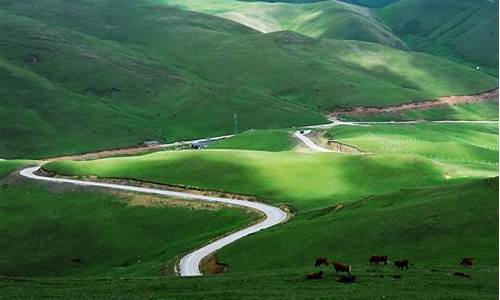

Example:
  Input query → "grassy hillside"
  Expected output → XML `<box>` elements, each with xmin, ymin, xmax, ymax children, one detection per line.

<box><xmin>339</xmin><ymin>0</ymin><xmax>400</xmax><ymax>7</ymax></box>
<box><xmin>44</xmin><ymin>150</ymin><xmax>454</xmax><ymax>210</ymax></box>
<box><xmin>1</xmin><ymin>263</ymin><xmax>497</xmax><ymax>300</ymax></box>
<box><xmin>379</xmin><ymin>0</ymin><xmax>499</xmax><ymax>75</ymax></box>
<box><xmin>163</xmin><ymin>0</ymin><xmax>408</xmax><ymax>48</ymax></box>
<box><xmin>1</xmin><ymin>0</ymin><xmax>496</xmax><ymax>159</ymax></box>
<box><xmin>1</xmin><ymin>178</ymin><xmax>497</xmax><ymax>300</ymax></box>
<box><xmin>218</xmin><ymin>177</ymin><xmax>498</xmax><ymax>271</ymax></box>
<box><xmin>0</xmin><ymin>1</ymin><xmax>324</xmax><ymax>159</ymax></box>
<box><xmin>0</xmin><ymin>169</ymin><xmax>255</xmax><ymax>277</ymax></box>
<box><xmin>330</xmin><ymin>123</ymin><xmax>499</xmax><ymax>166</ymax></box>
<box><xmin>240</xmin><ymin>0</ymin><xmax>399</xmax><ymax>5</ymax></box>
<box><xmin>339</xmin><ymin>102</ymin><xmax>499</xmax><ymax>121</ymax></box>
<box><xmin>0</xmin><ymin>159</ymin><xmax>36</xmax><ymax>178</ymax></box>
<box><xmin>160</xmin><ymin>32</ymin><xmax>496</xmax><ymax>110</ymax></box>
<box><xmin>210</xmin><ymin>129</ymin><xmax>296</xmax><ymax>152</ymax></box>
<box><xmin>44</xmin><ymin>120</ymin><xmax>498</xmax><ymax>208</ymax></box>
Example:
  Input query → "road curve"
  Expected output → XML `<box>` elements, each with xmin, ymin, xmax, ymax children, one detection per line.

<box><xmin>19</xmin><ymin>166</ymin><xmax>288</xmax><ymax>277</ymax></box>
<box><xmin>294</xmin><ymin>130</ymin><xmax>334</xmax><ymax>152</ymax></box>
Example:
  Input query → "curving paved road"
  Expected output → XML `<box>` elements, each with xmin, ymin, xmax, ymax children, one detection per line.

<box><xmin>294</xmin><ymin>130</ymin><xmax>334</xmax><ymax>153</ymax></box>
<box><xmin>17</xmin><ymin>119</ymin><xmax>497</xmax><ymax>276</ymax></box>
<box><xmin>19</xmin><ymin>166</ymin><xmax>288</xmax><ymax>277</ymax></box>
<box><xmin>296</xmin><ymin>120</ymin><xmax>498</xmax><ymax>151</ymax></box>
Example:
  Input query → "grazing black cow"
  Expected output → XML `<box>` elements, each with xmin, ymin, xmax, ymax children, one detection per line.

<box><xmin>460</xmin><ymin>257</ymin><xmax>475</xmax><ymax>267</ymax></box>
<box><xmin>315</xmin><ymin>257</ymin><xmax>329</xmax><ymax>267</ymax></box>
<box><xmin>332</xmin><ymin>260</ymin><xmax>352</xmax><ymax>275</ymax></box>
<box><xmin>369</xmin><ymin>255</ymin><xmax>388</xmax><ymax>265</ymax></box>
<box><xmin>394</xmin><ymin>259</ymin><xmax>410</xmax><ymax>270</ymax></box>
<box><xmin>306</xmin><ymin>271</ymin><xmax>324</xmax><ymax>280</ymax></box>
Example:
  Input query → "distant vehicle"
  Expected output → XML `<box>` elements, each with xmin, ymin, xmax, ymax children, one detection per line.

<box><xmin>191</xmin><ymin>140</ymin><xmax>209</xmax><ymax>149</ymax></box>
<box><xmin>300</xmin><ymin>130</ymin><xmax>305</xmax><ymax>134</ymax></box>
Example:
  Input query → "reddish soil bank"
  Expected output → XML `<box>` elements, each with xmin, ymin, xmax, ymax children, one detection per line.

<box><xmin>329</xmin><ymin>88</ymin><xmax>499</xmax><ymax>118</ymax></box>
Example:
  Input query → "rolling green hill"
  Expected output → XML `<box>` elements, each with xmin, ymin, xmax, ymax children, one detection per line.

<box><xmin>378</xmin><ymin>0</ymin><xmax>499</xmax><ymax>75</ymax></box>
<box><xmin>0</xmin><ymin>1</ymin><xmax>324</xmax><ymax>158</ymax></box>
<box><xmin>339</xmin><ymin>0</ymin><xmax>400</xmax><ymax>7</ymax></box>
<box><xmin>37</xmin><ymin>123</ymin><xmax>498</xmax><ymax>298</ymax></box>
<box><xmin>0</xmin><ymin>0</ymin><xmax>496</xmax><ymax>159</ymax></box>
<box><xmin>44</xmin><ymin>123</ymin><xmax>498</xmax><ymax>210</ymax></box>
<box><xmin>1</xmin><ymin>261</ymin><xmax>497</xmax><ymax>300</ymax></box>
<box><xmin>339</xmin><ymin>101</ymin><xmax>500</xmax><ymax>121</ymax></box>
<box><xmin>164</xmin><ymin>0</ymin><xmax>499</xmax><ymax>76</ymax></box>
<box><xmin>217</xmin><ymin>177</ymin><xmax>498</xmax><ymax>271</ymax></box>
<box><xmin>0</xmin><ymin>159</ymin><xmax>35</xmax><ymax>178</ymax></box>
<box><xmin>43</xmin><ymin>150</ymin><xmax>451</xmax><ymax>210</ymax></box>
<box><xmin>330</xmin><ymin>123</ymin><xmax>499</xmax><ymax>166</ymax></box>
<box><xmin>42</xmin><ymin>123</ymin><xmax>498</xmax><ymax>272</ymax></box>
<box><xmin>0</xmin><ymin>162</ymin><xmax>256</xmax><ymax>277</ymax></box>
<box><xmin>210</xmin><ymin>129</ymin><xmax>297</xmax><ymax>152</ymax></box>
<box><xmin>163</xmin><ymin>0</ymin><xmax>408</xmax><ymax>48</ymax></box>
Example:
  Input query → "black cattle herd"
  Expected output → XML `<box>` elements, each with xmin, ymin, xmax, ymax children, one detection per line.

<box><xmin>306</xmin><ymin>256</ymin><xmax>476</xmax><ymax>283</ymax></box>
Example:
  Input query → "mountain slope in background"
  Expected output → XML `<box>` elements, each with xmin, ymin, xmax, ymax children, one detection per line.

<box><xmin>238</xmin><ymin>0</ymin><xmax>400</xmax><ymax>8</ymax></box>
<box><xmin>168</xmin><ymin>0</ymin><xmax>499</xmax><ymax>75</ymax></box>
<box><xmin>163</xmin><ymin>0</ymin><xmax>407</xmax><ymax>48</ymax></box>
<box><xmin>379</xmin><ymin>0</ymin><xmax>499</xmax><ymax>75</ymax></box>
<box><xmin>0</xmin><ymin>0</ymin><xmax>496</xmax><ymax>158</ymax></box>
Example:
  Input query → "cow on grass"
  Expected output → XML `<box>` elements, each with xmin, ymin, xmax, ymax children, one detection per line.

<box><xmin>315</xmin><ymin>257</ymin><xmax>328</xmax><ymax>267</ymax></box>
<box><xmin>332</xmin><ymin>260</ymin><xmax>352</xmax><ymax>275</ymax></box>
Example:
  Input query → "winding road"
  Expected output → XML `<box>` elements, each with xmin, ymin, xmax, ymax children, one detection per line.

<box><xmin>294</xmin><ymin>130</ymin><xmax>334</xmax><ymax>152</ymax></box>
<box><xmin>17</xmin><ymin>118</ymin><xmax>497</xmax><ymax>276</ymax></box>
<box><xmin>19</xmin><ymin>166</ymin><xmax>288</xmax><ymax>277</ymax></box>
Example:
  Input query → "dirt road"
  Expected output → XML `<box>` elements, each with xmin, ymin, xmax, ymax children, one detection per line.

<box><xmin>329</xmin><ymin>88</ymin><xmax>498</xmax><ymax>118</ymax></box>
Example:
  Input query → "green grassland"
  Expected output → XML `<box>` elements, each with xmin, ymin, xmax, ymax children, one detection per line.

<box><xmin>44</xmin><ymin>150</ymin><xmax>453</xmax><ymax>210</ymax></box>
<box><xmin>44</xmin><ymin>122</ymin><xmax>498</xmax><ymax>210</ymax></box>
<box><xmin>1</xmin><ymin>178</ymin><xmax>497</xmax><ymax>300</ymax></box>
<box><xmin>329</xmin><ymin>123</ymin><xmax>499</xmax><ymax>166</ymax></box>
<box><xmin>0</xmin><ymin>166</ymin><xmax>256</xmax><ymax>277</ymax></box>
<box><xmin>339</xmin><ymin>0</ymin><xmax>400</xmax><ymax>7</ymax></box>
<box><xmin>43</xmin><ymin>123</ymin><xmax>499</xmax><ymax>270</ymax></box>
<box><xmin>164</xmin><ymin>0</ymin><xmax>499</xmax><ymax>75</ymax></box>
<box><xmin>0</xmin><ymin>159</ymin><xmax>36</xmax><ymax>178</ymax></box>
<box><xmin>1</xmin><ymin>263</ymin><xmax>497</xmax><ymax>300</ymax></box>
<box><xmin>3</xmin><ymin>122</ymin><xmax>499</xmax><ymax>299</ymax></box>
<box><xmin>378</xmin><ymin>0</ymin><xmax>499</xmax><ymax>75</ymax></box>
<box><xmin>0</xmin><ymin>2</ymin><xmax>324</xmax><ymax>159</ymax></box>
<box><xmin>210</xmin><ymin>129</ymin><xmax>296</xmax><ymax>152</ymax></box>
<box><xmin>218</xmin><ymin>177</ymin><xmax>498</xmax><ymax>271</ymax></box>
<box><xmin>339</xmin><ymin>102</ymin><xmax>499</xmax><ymax>122</ymax></box>
<box><xmin>0</xmin><ymin>0</ymin><xmax>497</xmax><ymax>159</ymax></box>
<box><xmin>163</xmin><ymin>0</ymin><xmax>408</xmax><ymax>48</ymax></box>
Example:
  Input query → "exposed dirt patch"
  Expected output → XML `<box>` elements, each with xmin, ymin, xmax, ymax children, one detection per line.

<box><xmin>326</xmin><ymin>140</ymin><xmax>362</xmax><ymax>154</ymax></box>
<box><xmin>329</xmin><ymin>88</ymin><xmax>499</xmax><ymax>118</ymax></box>
<box><xmin>113</xmin><ymin>192</ymin><xmax>227</xmax><ymax>210</ymax></box>
<box><xmin>200</xmin><ymin>253</ymin><xmax>229</xmax><ymax>275</ymax></box>
<box><xmin>41</xmin><ymin>145</ymin><xmax>173</xmax><ymax>162</ymax></box>
<box><xmin>309</xmin><ymin>131</ymin><xmax>362</xmax><ymax>153</ymax></box>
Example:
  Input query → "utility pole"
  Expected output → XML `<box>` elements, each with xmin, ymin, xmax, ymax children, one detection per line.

<box><xmin>234</xmin><ymin>112</ymin><xmax>238</xmax><ymax>134</ymax></box>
